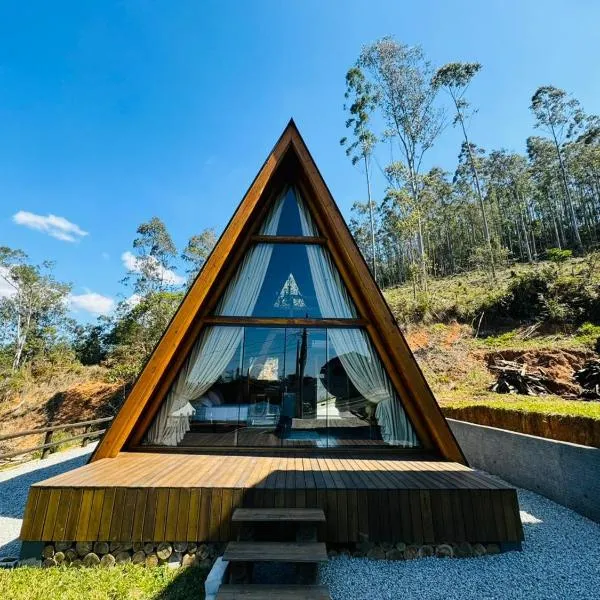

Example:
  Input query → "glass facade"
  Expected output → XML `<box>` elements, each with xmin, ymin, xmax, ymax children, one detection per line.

<box><xmin>143</xmin><ymin>186</ymin><xmax>418</xmax><ymax>450</ymax></box>
<box><xmin>144</xmin><ymin>325</ymin><xmax>419</xmax><ymax>449</ymax></box>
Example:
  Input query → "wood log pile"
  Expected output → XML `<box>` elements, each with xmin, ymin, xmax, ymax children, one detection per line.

<box><xmin>573</xmin><ymin>360</ymin><xmax>600</xmax><ymax>400</ymax></box>
<box><xmin>488</xmin><ymin>360</ymin><xmax>552</xmax><ymax>395</ymax></box>
<box><xmin>38</xmin><ymin>540</ymin><xmax>221</xmax><ymax>569</ymax></box>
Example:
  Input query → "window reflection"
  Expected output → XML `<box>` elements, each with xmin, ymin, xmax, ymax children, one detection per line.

<box><xmin>146</xmin><ymin>326</ymin><xmax>419</xmax><ymax>449</ymax></box>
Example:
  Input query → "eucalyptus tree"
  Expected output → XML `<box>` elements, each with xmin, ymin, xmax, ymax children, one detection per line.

<box><xmin>114</xmin><ymin>217</ymin><xmax>184</xmax><ymax>378</ymax></box>
<box><xmin>182</xmin><ymin>228</ymin><xmax>217</xmax><ymax>284</ymax></box>
<box><xmin>341</xmin><ymin>67</ymin><xmax>379</xmax><ymax>281</ymax></box>
<box><xmin>0</xmin><ymin>247</ymin><xmax>72</xmax><ymax>370</ymax></box>
<box><xmin>357</xmin><ymin>37</ymin><xmax>445</xmax><ymax>292</ymax></box>
<box><xmin>432</xmin><ymin>62</ymin><xmax>496</xmax><ymax>279</ymax></box>
<box><xmin>530</xmin><ymin>86</ymin><xmax>587</xmax><ymax>250</ymax></box>
<box><xmin>486</xmin><ymin>151</ymin><xmax>534</xmax><ymax>262</ymax></box>
<box><xmin>126</xmin><ymin>216</ymin><xmax>180</xmax><ymax>295</ymax></box>
<box><xmin>527</xmin><ymin>136</ymin><xmax>565</xmax><ymax>250</ymax></box>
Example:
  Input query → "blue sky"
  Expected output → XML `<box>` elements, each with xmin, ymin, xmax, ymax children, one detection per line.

<box><xmin>1</xmin><ymin>1</ymin><xmax>599</xmax><ymax>321</ymax></box>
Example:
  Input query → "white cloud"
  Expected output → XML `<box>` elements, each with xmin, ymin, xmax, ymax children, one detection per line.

<box><xmin>69</xmin><ymin>292</ymin><xmax>115</xmax><ymax>315</ymax></box>
<box><xmin>12</xmin><ymin>211</ymin><xmax>88</xmax><ymax>242</ymax></box>
<box><xmin>126</xmin><ymin>293</ymin><xmax>142</xmax><ymax>308</ymax></box>
<box><xmin>0</xmin><ymin>267</ymin><xmax>17</xmax><ymax>298</ymax></box>
<box><xmin>121</xmin><ymin>251</ymin><xmax>185</xmax><ymax>286</ymax></box>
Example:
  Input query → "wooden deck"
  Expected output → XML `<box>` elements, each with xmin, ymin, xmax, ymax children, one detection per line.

<box><xmin>20</xmin><ymin>451</ymin><xmax>523</xmax><ymax>545</ymax></box>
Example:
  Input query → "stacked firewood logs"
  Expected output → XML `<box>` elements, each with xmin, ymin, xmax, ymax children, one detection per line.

<box><xmin>39</xmin><ymin>540</ymin><xmax>220</xmax><ymax>568</ymax></box>
<box><xmin>573</xmin><ymin>360</ymin><xmax>600</xmax><ymax>400</ymax></box>
<box><xmin>488</xmin><ymin>360</ymin><xmax>551</xmax><ymax>395</ymax></box>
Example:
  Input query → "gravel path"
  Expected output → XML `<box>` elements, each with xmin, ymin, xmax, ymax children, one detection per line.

<box><xmin>319</xmin><ymin>484</ymin><xmax>600</xmax><ymax>600</ymax></box>
<box><xmin>0</xmin><ymin>443</ymin><xmax>96</xmax><ymax>558</ymax></box>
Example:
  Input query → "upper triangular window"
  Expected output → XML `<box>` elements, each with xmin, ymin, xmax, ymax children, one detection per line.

<box><xmin>215</xmin><ymin>242</ymin><xmax>357</xmax><ymax>318</ymax></box>
<box><xmin>215</xmin><ymin>186</ymin><xmax>355</xmax><ymax>319</ymax></box>
<box><xmin>259</xmin><ymin>187</ymin><xmax>319</xmax><ymax>236</ymax></box>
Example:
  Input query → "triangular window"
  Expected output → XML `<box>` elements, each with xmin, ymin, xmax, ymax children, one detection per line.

<box><xmin>215</xmin><ymin>243</ymin><xmax>356</xmax><ymax>318</ymax></box>
<box><xmin>215</xmin><ymin>187</ymin><xmax>356</xmax><ymax>319</ymax></box>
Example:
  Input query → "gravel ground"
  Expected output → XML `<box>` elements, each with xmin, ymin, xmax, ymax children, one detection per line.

<box><xmin>0</xmin><ymin>443</ymin><xmax>96</xmax><ymax>558</ymax></box>
<box><xmin>319</xmin><ymin>484</ymin><xmax>600</xmax><ymax>600</ymax></box>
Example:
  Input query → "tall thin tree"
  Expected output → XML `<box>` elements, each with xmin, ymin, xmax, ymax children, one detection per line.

<box><xmin>341</xmin><ymin>67</ymin><xmax>379</xmax><ymax>281</ymax></box>
<box><xmin>433</xmin><ymin>62</ymin><xmax>496</xmax><ymax>279</ymax></box>
<box><xmin>530</xmin><ymin>86</ymin><xmax>585</xmax><ymax>251</ymax></box>
<box><xmin>357</xmin><ymin>38</ymin><xmax>445</xmax><ymax>292</ymax></box>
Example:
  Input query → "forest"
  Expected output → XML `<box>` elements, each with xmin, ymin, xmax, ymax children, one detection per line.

<box><xmin>342</xmin><ymin>38</ymin><xmax>600</xmax><ymax>292</ymax></box>
<box><xmin>1</xmin><ymin>36</ymin><xmax>599</xmax><ymax>424</ymax></box>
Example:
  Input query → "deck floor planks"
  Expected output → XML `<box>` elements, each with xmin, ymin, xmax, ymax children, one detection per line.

<box><xmin>21</xmin><ymin>451</ymin><xmax>522</xmax><ymax>544</ymax></box>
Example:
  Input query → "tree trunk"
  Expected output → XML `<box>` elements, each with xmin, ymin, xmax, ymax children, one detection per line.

<box><xmin>364</xmin><ymin>155</ymin><xmax>378</xmax><ymax>283</ymax></box>
<box><xmin>552</xmin><ymin>130</ymin><xmax>583</xmax><ymax>251</ymax></box>
<box><xmin>456</xmin><ymin>106</ymin><xmax>496</xmax><ymax>280</ymax></box>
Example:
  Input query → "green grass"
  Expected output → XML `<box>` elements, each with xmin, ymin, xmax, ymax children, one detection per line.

<box><xmin>0</xmin><ymin>564</ymin><xmax>206</xmax><ymax>600</ymax></box>
<box><xmin>440</xmin><ymin>391</ymin><xmax>600</xmax><ymax>420</ymax></box>
<box><xmin>383</xmin><ymin>252</ymin><xmax>600</xmax><ymax>326</ymax></box>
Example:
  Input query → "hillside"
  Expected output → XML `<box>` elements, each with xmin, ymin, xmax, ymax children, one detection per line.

<box><xmin>1</xmin><ymin>255</ymin><xmax>600</xmax><ymax>460</ymax></box>
<box><xmin>383</xmin><ymin>255</ymin><xmax>600</xmax><ymax>436</ymax></box>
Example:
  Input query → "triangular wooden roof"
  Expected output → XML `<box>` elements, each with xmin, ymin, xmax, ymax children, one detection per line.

<box><xmin>92</xmin><ymin>120</ymin><xmax>465</xmax><ymax>464</ymax></box>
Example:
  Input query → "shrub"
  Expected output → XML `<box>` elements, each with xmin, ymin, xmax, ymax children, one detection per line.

<box><xmin>546</xmin><ymin>247</ymin><xmax>573</xmax><ymax>263</ymax></box>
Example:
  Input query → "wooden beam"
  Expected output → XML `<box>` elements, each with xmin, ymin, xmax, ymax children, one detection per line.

<box><xmin>203</xmin><ymin>316</ymin><xmax>367</xmax><ymax>328</ymax></box>
<box><xmin>250</xmin><ymin>235</ymin><xmax>326</xmax><ymax>244</ymax></box>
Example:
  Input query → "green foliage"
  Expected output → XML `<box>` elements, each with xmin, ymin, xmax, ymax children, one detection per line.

<box><xmin>181</xmin><ymin>228</ymin><xmax>217</xmax><ymax>283</ymax></box>
<box><xmin>104</xmin><ymin>290</ymin><xmax>184</xmax><ymax>382</ymax></box>
<box><xmin>73</xmin><ymin>324</ymin><xmax>108</xmax><ymax>366</ymax></box>
<box><xmin>575</xmin><ymin>322</ymin><xmax>600</xmax><ymax>350</ymax></box>
<box><xmin>442</xmin><ymin>395</ymin><xmax>600</xmax><ymax>420</ymax></box>
<box><xmin>546</xmin><ymin>247</ymin><xmax>572</xmax><ymax>263</ymax></box>
<box><xmin>487</xmin><ymin>267</ymin><xmax>600</xmax><ymax>325</ymax></box>
<box><xmin>385</xmin><ymin>253</ymin><xmax>600</xmax><ymax>328</ymax></box>
<box><xmin>0</xmin><ymin>247</ymin><xmax>73</xmax><ymax>371</ymax></box>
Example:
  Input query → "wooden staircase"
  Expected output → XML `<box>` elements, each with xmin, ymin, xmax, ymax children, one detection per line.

<box><xmin>217</xmin><ymin>508</ymin><xmax>330</xmax><ymax>600</ymax></box>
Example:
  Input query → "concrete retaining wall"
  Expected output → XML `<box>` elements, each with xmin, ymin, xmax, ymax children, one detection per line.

<box><xmin>448</xmin><ymin>418</ymin><xmax>600</xmax><ymax>523</ymax></box>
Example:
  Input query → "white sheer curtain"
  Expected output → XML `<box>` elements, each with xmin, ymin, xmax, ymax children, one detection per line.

<box><xmin>145</xmin><ymin>326</ymin><xmax>243</xmax><ymax>445</ymax></box>
<box><xmin>327</xmin><ymin>329</ymin><xmax>418</xmax><ymax>446</ymax></box>
<box><xmin>145</xmin><ymin>192</ymin><xmax>285</xmax><ymax>445</ymax></box>
<box><xmin>297</xmin><ymin>190</ymin><xmax>356</xmax><ymax>319</ymax></box>
<box><xmin>297</xmin><ymin>191</ymin><xmax>417</xmax><ymax>447</ymax></box>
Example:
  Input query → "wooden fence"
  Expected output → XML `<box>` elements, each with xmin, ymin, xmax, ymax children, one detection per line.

<box><xmin>0</xmin><ymin>416</ymin><xmax>113</xmax><ymax>461</ymax></box>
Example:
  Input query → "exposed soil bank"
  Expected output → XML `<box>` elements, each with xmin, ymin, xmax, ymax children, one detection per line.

<box><xmin>443</xmin><ymin>405</ymin><xmax>600</xmax><ymax>448</ymax></box>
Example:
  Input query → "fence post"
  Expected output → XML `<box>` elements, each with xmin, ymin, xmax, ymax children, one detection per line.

<box><xmin>41</xmin><ymin>430</ymin><xmax>54</xmax><ymax>459</ymax></box>
<box><xmin>81</xmin><ymin>424</ymin><xmax>91</xmax><ymax>447</ymax></box>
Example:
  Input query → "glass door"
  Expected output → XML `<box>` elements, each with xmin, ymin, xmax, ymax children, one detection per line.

<box><xmin>282</xmin><ymin>328</ymin><xmax>327</xmax><ymax>447</ymax></box>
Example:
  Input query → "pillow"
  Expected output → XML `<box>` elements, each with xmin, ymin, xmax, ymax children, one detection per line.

<box><xmin>207</xmin><ymin>389</ymin><xmax>223</xmax><ymax>406</ymax></box>
<box><xmin>193</xmin><ymin>395</ymin><xmax>212</xmax><ymax>408</ymax></box>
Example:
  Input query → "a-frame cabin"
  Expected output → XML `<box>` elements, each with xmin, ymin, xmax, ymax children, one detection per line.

<box><xmin>21</xmin><ymin>122</ymin><xmax>523</xmax><ymax>555</ymax></box>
